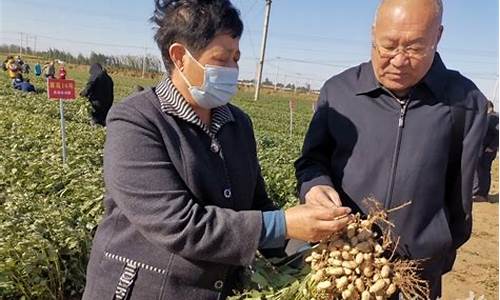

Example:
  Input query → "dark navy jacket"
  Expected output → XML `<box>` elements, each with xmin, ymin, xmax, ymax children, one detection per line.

<box><xmin>295</xmin><ymin>53</ymin><xmax>487</xmax><ymax>280</ymax></box>
<box><xmin>83</xmin><ymin>80</ymin><xmax>277</xmax><ymax>300</ymax></box>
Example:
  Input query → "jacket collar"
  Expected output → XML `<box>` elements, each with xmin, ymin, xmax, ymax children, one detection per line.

<box><xmin>354</xmin><ymin>61</ymin><xmax>381</xmax><ymax>95</ymax></box>
<box><xmin>420</xmin><ymin>52</ymin><xmax>448</xmax><ymax>98</ymax></box>
<box><xmin>355</xmin><ymin>52</ymin><xmax>448</xmax><ymax>98</ymax></box>
<box><xmin>155</xmin><ymin>75</ymin><xmax>235</xmax><ymax>137</ymax></box>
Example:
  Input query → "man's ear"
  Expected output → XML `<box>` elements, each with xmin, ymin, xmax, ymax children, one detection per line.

<box><xmin>371</xmin><ymin>25</ymin><xmax>376</xmax><ymax>45</ymax></box>
<box><xmin>169</xmin><ymin>43</ymin><xmax>186</xmax><ymax>71</ymax></box>
<box><xmin>436</xmin><ymin>25</ymin><xmax>444</xmax><ymax>45</ymax></box>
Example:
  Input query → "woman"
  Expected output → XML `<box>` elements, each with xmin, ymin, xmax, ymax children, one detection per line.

<box><xmin>82</xmin><ymin>1</ymin><xmax>352</xmax><ymax>299</ymax></box>
<box><xmin>6</xmin><ymin>57</ymin><xmax>19</xmax><ymax>79</ymax></box>
<box><xmin>79</xmin><ymin>63</ymin><xmax>114</xmax><ymax>126</ymax></box>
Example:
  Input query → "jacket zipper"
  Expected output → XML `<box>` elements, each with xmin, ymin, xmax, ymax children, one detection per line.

<box><xmin>383</xmin><ymin>89</ymin><xmax>411</xmax><ymax>209</ymax></box>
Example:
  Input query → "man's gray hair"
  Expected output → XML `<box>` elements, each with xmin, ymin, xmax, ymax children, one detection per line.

<box><xmin>373</xmin><ymin>0</ymin><xmax>443</xmax><ymax>26</ymax></box>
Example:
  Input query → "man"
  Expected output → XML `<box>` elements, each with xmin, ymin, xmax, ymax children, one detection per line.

<box><xmin>21</xmin><ymin>61</ymin><xmax>30</xmax><ymax>74</ymax></box>
<box><xmin>295</xmin><ymin>0</ymin><xmax>487</xmax><ymax>298</ymax></box>
<box><xmin>34</xmin><ymin>62</ymin><xmax>42</xmax><ymax>77</ymax></box>
<box><xmin>79</xmin><ymin>63</ymin><xmax>114</xmax><ymax>126</ymax></box>
<box><xmin>12</xmin><ymin>73</ymin><xmax>24</xmax><ymax>88</ymax></box>
<box><xmin>43</xmin><ymin>61</ymin><xmax>56</xmax><ymax>79</ymax></box>
<box><xmin>59</xmin><ymin>65</ymin><xmax>67</xmax><ymax>79</ymax></box>
<box><xmin>15</xmin><ymin>55</ymin><xmax>24</xmax><ymax>66</ymax></box>
<box><xmin>18</xmin><ymin>79</ymin><xmax>36</xmax><ymax>93</ymax></box>
<box><xmin>6</xmin><ymin>57</ymin><xmax>20</xmax><ymax>79</ymax></box>
<box><xmin>473</xmin><ymin>101</ymin><xmax>499</xmax><ymax>202</ymax></box>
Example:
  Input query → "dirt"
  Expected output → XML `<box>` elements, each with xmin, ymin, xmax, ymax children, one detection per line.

<box><xmin>442</xmin><ymin>158</ymin><xmax>499</xmax><ymax>299</ymax></box>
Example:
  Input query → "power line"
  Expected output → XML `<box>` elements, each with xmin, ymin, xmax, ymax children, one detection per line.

<box><xmin>275</xmin><ymin>56</ymin><xmax>350</xmax><ymax>68</ymax></box>
<box><xmin>237</xmin><ymin>0</ymin><xmax>261</xmax><ymax>63</ymax></box>
<box><xmin>0</xmin><ymin>31</ymin><xmax>155</xmax><ymax>50</ymax></box>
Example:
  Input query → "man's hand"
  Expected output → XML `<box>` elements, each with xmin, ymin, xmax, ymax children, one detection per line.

<box><xmin>305</xmin><ymin>185</ymin><xmax>342</xmax><ymax>208</ymax></box>
<box><xmin>284</xmin><ymin>204</ymin><xmax>352</xmax><ymax>242</ymax></box>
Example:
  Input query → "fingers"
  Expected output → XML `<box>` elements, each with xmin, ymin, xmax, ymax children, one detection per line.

<box><xmin>305</xmin><ymin>185</ymin><xmax>342</xmax><ymax>208</ymax></box>
<box><xmin>325</xmin><ymin>188</ymin><xmax>342</xmax><ymax>207</ymax></box>
<box><xmin>314</xmin><ymin>206</ymin><xmax>352</xmax><ymax>220</ymax></box>
<box><xmin>310</xmin><ymin>194</ymin><xmax>336</xmax><ymax>209</ymax></box>
<box><xmin>284</xmin><ymin>204</ymin><xmax>354</xmax><ymax>242</ymax></box>
<box><xmin>319</xmin><ymin>217</ymin><xmax>351</xmax><ymax>232</ymax></box>
<box><xmin>311</xmin><ymin>217</ymin><xmax>352</xmax><ymax>242</ymax></box>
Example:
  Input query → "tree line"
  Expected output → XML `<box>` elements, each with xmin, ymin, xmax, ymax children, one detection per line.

<box><xmin>0</xmin><ymin>44</ymin><xmax>163</xmax><ymax>74</ymax></box>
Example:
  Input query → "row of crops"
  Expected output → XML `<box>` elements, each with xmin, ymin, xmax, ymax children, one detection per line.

<box><xmin>0</xmin><ymin>67</ymin><xmax>318</xmax><ymax>299</ymax></box>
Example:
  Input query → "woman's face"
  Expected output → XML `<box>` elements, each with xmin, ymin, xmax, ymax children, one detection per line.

<box><xmin>182</xmin><ymin>34</ymin><xmax>240</xmax><ymax>88</ymax></box>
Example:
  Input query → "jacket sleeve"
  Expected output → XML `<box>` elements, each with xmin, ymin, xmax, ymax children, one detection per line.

<box><xmin>294</xmin><ymin>85</ymin><xmax>335</xmax><ymax>203</ymax></box>
<box><xmin>446</xmin><ymin>90</ymin><xmax>488</xmax><ymax>249</ymax></box>
<box><xmin>103</xmin><ymin>103</ymin><xmax>263</xmax><ymax>266</ymax></box>
<box><xmin>485</xmin><ymin>115</ymin><xmax>499</xmax><ymax>150</ymax></box>
<box><xmin>80</xmin><ymin>75</ymin><xmax>97</xmax><ymax>98</ymax></box>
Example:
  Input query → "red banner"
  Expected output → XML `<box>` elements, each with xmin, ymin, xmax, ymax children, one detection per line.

<box><xmin>47</xmin><ymin>79</ymin><xmax>76</xmax><ymax>100</ymax></box>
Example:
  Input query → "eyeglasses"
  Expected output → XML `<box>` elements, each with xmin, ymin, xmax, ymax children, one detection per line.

<box><xmin>372</xmin><ymin>41</ymin><xmax>435</xmax><ymax>60</ymax></box>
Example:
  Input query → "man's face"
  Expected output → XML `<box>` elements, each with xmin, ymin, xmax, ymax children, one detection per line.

<box><xmin>371</xmin><ymin>3</ymin><xmax>442</xmax><ymax>96</ymax></box>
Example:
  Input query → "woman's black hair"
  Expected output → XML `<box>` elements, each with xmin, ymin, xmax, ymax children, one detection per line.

<box><xmin>151</xmin><ymin>0</ymin><xmax>243</xmax><ymax>73</ymax></box>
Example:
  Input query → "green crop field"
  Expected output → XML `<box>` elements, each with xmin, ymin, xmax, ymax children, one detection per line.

<box><xmin>0</xmin><ymin>59</ymin><xmax>317</xmax><ymax>299</ymax></box>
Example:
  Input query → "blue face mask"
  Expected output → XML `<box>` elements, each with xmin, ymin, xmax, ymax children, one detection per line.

<box><xmin>176</xmin><ymin>49</ymin><xmax>239</xmax><ymax>109</ymax></box>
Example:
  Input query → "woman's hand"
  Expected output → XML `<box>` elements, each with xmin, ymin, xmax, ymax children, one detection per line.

<box><xmin>284</xmin><ymin>204</ymin><xmax>352</xmax><ymax>242</ymax></box>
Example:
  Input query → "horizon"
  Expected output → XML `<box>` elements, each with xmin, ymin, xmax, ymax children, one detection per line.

<box><xmin>1</xmin><ymin>0</ymin><xmax>498</xmax><ymax>103</ymax></box>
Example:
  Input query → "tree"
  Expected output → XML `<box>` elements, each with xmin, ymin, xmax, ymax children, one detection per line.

<box><xmin>263</xmin><ymin>77</ymin><xmax>273</xmax><ymax>85</ymax></box>
<box><xmin>89</xmin><ymin>52</ymin><xmax>107</xmax><ymax>65</ymax></box>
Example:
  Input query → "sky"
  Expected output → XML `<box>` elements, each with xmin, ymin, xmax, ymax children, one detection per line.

<box><xmin>1</xmin><ymin>0</ymin><xmax>498</xmax><ymax>102</ymax></box>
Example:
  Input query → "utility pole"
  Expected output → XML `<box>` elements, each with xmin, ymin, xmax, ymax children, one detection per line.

<box><xmin>254</xmin><ymin>0</ymin><xmax>272</xmax><ymax>101</ymax></box>
<box><xmin>142</xmin><ymin>43</ymin><xmax>147</xmax><ymax>78</ymax></box>
<box><xmin>26</xmin><ymin>34</ymin><xmax>29</xmax><ymax>55</ymax></box>
<box><xmin>19</xmin><ymin>32</ymin><xmax>23</xmax><ymax>55</ymax></box>
<box><xmin>274</xmin><ymin>57</ymin><xmax>280</xmax><ymax>91</ymax></box>
<box><xmin>34</xmin><ymin>36</ymin><xmax>37</xmax><ymax>54</ymax></box>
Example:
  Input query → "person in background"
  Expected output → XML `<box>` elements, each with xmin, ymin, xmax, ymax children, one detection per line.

<box><xmin>59</xmin><ymin>65</ymin><xmax>67</xmax><ymax>79</ymax></box>
<box><xmin>21</xmin><ymin>63</ymin><xmax>31</xmax><ymax>74</ymax></box>
<box><xmin>6</xmin><ymin>57</ymin><xmax>20</xmax><ymax>79</ymax></box>
<box><xmin>12</xmin><ymin>73</ymin><xmax>24</xmax><ymax>88</ymax></box>
<box><xmin>16</xmin><ymin>79</ymin><xmax>36</xmax><ymax>93</ymax></box>
<box><xmin>34</xmin><ymin>63</ymin><xmax>42</xmax><ymax>76</ymax></box>
<box><xmin>12</xmin><ymin>73</ymin><xmax>35</xmax><ymax>92</ymax></box>
<box><xmin>473</xmin><ymin>100</ymin><xmax>499</xmax><ymax>202</ymax></box>
<box><xmin>2</xmin><ymin>57</ymin><xmax>9</xmax><ymax>71</ymax></box>
<box><xmin>15</xmin><ymin>55</ymin><xmax>24</xmax><ymax>67</ymax></box>
<box><xmin>43</xmin><ymin>61</ymin><xmax>56</xmax><ymax>79</ymax></box>
<box><xmin>79</xmin><ymin>63</ymin><xmax>114</xmax><ymax>126</ymax></box>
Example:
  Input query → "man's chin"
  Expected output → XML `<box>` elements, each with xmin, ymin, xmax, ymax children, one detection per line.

<box><xmin>380</xmin><ymin>80</ymin><xmax>413</xmax><ymax>96</ymax></box>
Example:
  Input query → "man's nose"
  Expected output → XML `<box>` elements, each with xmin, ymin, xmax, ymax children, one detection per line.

<box><xmin>390</xmin><ymin>52</ymin><xmax>410</xmax><ymax>68</ymax></box>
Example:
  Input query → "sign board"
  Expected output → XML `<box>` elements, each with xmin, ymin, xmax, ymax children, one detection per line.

<box><xmin>47</xmin><ymin>79</ymin><xmax>76</xmax><ymax>100</ymax></box>
<box><xmin>47</xmin><ymin>78</ymin><xmax>76</xmax><ymax>164</ymax></box>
